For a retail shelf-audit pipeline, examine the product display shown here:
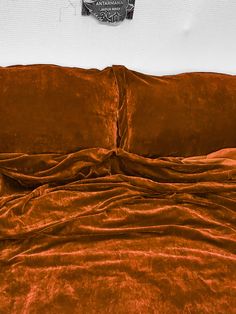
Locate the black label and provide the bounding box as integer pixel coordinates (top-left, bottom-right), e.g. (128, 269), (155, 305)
(82, 0), (135, 24)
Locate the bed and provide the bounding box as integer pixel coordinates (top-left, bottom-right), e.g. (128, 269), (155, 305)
(0, 64), (235, 313)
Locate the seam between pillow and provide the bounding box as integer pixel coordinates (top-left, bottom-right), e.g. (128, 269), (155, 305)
(112, 65), (128, 151)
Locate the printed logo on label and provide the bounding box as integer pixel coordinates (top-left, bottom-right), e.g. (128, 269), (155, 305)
(82, 0), (135, 24)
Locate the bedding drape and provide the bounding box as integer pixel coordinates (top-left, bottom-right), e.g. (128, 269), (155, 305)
(1, 148), (235, 313)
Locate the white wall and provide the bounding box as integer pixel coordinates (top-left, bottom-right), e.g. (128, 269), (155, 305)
(0, 0), (236, 75)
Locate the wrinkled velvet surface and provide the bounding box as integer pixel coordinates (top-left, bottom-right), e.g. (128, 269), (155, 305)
(0, 65), (118, 153)
(113, 65), (236, 157)
(0, 147), (235, 313)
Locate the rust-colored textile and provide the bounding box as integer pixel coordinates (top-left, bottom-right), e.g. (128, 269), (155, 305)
(0, 65), (118, 153)
(0, 65), (236, 313)
(113, 65), (236, 157)
(0, 147), (236, 313)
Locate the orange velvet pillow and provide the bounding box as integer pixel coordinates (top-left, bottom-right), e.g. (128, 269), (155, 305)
(113, 65), (236, 157)
(0, 65), (118, 153)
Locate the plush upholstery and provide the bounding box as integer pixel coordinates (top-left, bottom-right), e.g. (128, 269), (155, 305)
(0, 65), (118, 153)
(113, 65), (236, 157)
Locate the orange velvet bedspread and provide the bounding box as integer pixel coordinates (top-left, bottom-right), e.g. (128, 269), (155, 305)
(0, 148), (236, 313)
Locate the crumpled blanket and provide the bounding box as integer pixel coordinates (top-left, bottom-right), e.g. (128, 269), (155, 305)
(0, 148), (236, 313)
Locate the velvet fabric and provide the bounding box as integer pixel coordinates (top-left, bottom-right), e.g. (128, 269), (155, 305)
(0, 147), (236, 313)
(113, 65), (236, 157)
(0, 65), (118, 153)
(0, 65), (236, 313)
